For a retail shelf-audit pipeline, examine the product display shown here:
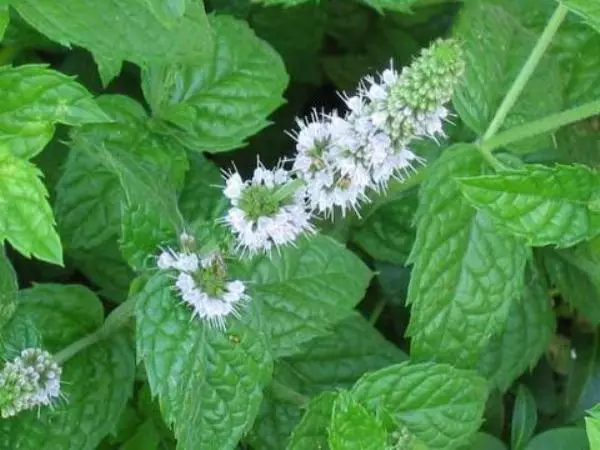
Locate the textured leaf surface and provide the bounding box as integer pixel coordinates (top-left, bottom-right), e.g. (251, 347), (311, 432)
(243, 235), (372, 357)
(477, 272), (555, 392)
(407, 145), (529, 368)
(0, 150), (62, 264)
(135, 272), (273, 450)
(329, 393), (387, 450)
(453, 2), (562, 151)
(0, 284), (135, 450)
(287, 392), (338, 450)
(351, 362), (488, 449)
(0, 65), (109, 159)
(352, 192), (417, 265)
(11, 0), (211, 65)
(459, 165), (600, 248)
(0, 245), (17, 329)
(249, 313), (405, 450)
(563, 0), (600, 33)
(143, 15), (288, 153)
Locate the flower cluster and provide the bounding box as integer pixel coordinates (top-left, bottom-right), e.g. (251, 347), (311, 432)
(0, 348), (62, 418)
(223, 162), (314, 256)
(157, 237), (248, 329)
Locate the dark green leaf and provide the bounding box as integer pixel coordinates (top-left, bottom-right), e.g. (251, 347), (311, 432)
(351, 362), (488, 449)
(135, 272), (273, 450)
(511, 385), (538, 450)
(0, 245), (17, 329)
(458, 165), (600, 248)
(243, 235), (372, 357)
(287, 391), (338, 450)
(562, 0), (600, 34)
(407, 144), (529, 368)
(143, 15), (288, 153)
(0, 4), (8, 39)
(525, 428), (589, 450)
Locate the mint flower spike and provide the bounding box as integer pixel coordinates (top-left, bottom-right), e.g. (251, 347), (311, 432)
(157, 235), (249, 329)
(0, 348), (62, 418)
(222, 160), (315, 256)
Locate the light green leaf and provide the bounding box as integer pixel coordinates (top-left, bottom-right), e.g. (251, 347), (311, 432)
(458, 164), (600, 248)
(144, 0), (187, 23)
(0, 245), (17, 329)
(511, 385), (538, 450)
(562, 0), (600, 34)
(249, 313), (405, 449)
(0, 5), (8, 40)
(351, 361), (488, 449)
(541, 242), (600, 324)
(460, 432), (508, 450)
(351, 192), (417, 265)
(287, 391), (338, 450)
(407, 144), (529, 368)
(0, 150), (62, 265)
(142, 15), (288, 153)
(525, 428), (589, 450)
(0, 64), (109, 159)
(477, 271), (555, 391)
(243, 235), (372, 357)
(453, 2), (562, 151)
(329, 392), (387, 450)
(135, 272), (273, 450)
(0, 284), (135, 450)
(360, 0), (415, 12)
(586, 404), (600, 449)
(93, 53), (123, 88)
(10, 0), (212, 66)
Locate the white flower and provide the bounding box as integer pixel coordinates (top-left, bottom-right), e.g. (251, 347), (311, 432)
(157, 248), (199, 273)
(222, 161), (314, 256)
(224, 172), (244, 203)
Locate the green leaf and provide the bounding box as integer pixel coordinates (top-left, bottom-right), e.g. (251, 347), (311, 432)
(477, 271), (555, 392)
(460, 432), (508, 450)
(359, 0), (415, 13)
(0, 245), (17, 329)
(458, 164), (600, 248)
(453, 2), (562, 151)
(0, 150), (62, 265)
(0, 284), (135, 450)
(243, 235), (372, 357)
(525, 428), (589, 450)
(135, 272), (273, 450)
(407, 144), (529, 368)
(0, 4), (8, 40)
(586, 404), (600, 449)
(249, 313), (405, 449)
(93, 53), (123, 88)
(541, 240), (600, 323)
(351, 361), (488, 449)
(328, 392), (387, 450)
(142, 15), (288, 153)
(351, 192), (417, 265)
(10, 0), (212, 66)
(562, 0), (600, 34)
(0, 65), (109, 159)
(144, 0), (187, 23)
(287, 391), (338, 450)
(251, 2), (326, 84)
(511, 385), (538, 450)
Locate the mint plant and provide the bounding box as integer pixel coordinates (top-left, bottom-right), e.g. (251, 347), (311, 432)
(2, 0), (600, 449)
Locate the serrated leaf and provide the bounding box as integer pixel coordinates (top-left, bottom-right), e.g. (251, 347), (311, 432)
(249, 313), (405, 449)
(541, 243), (600, 324)
(511, 385), (538, 450)
(453, 2), (562, 151)
(10, 0), (212, 66)
(0, 150), (62, 265)
(135, 272), (273, 450)
(525, 427), (589, 450)
(0, 64), (109, 159)
(458, 164), (600, 248)
(477, 271), (555, 391)
(242, 235), (371, 357)
(351, 192), (417, 265)
(407, 144), (529, 368)
(562, 0), (600, 34)
(0, 284), (135, 450)
(351, 362), (488, 449)
(142, 15), (288, 153)
(287, 391), (338, 450)
(329, 392), (387, 450)
(0, 245), (17, 329)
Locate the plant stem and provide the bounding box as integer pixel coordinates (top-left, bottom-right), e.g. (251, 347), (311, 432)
(482, 3), (568, 141)
(369, 298), (387, 325)
(270, 380), (309, 407)
(476, 146), (507, 170)
(54, 298), (136, 364)
(482, 99), (600, 153)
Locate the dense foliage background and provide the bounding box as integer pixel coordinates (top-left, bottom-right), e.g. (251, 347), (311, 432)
(2, 0), (600, 449)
